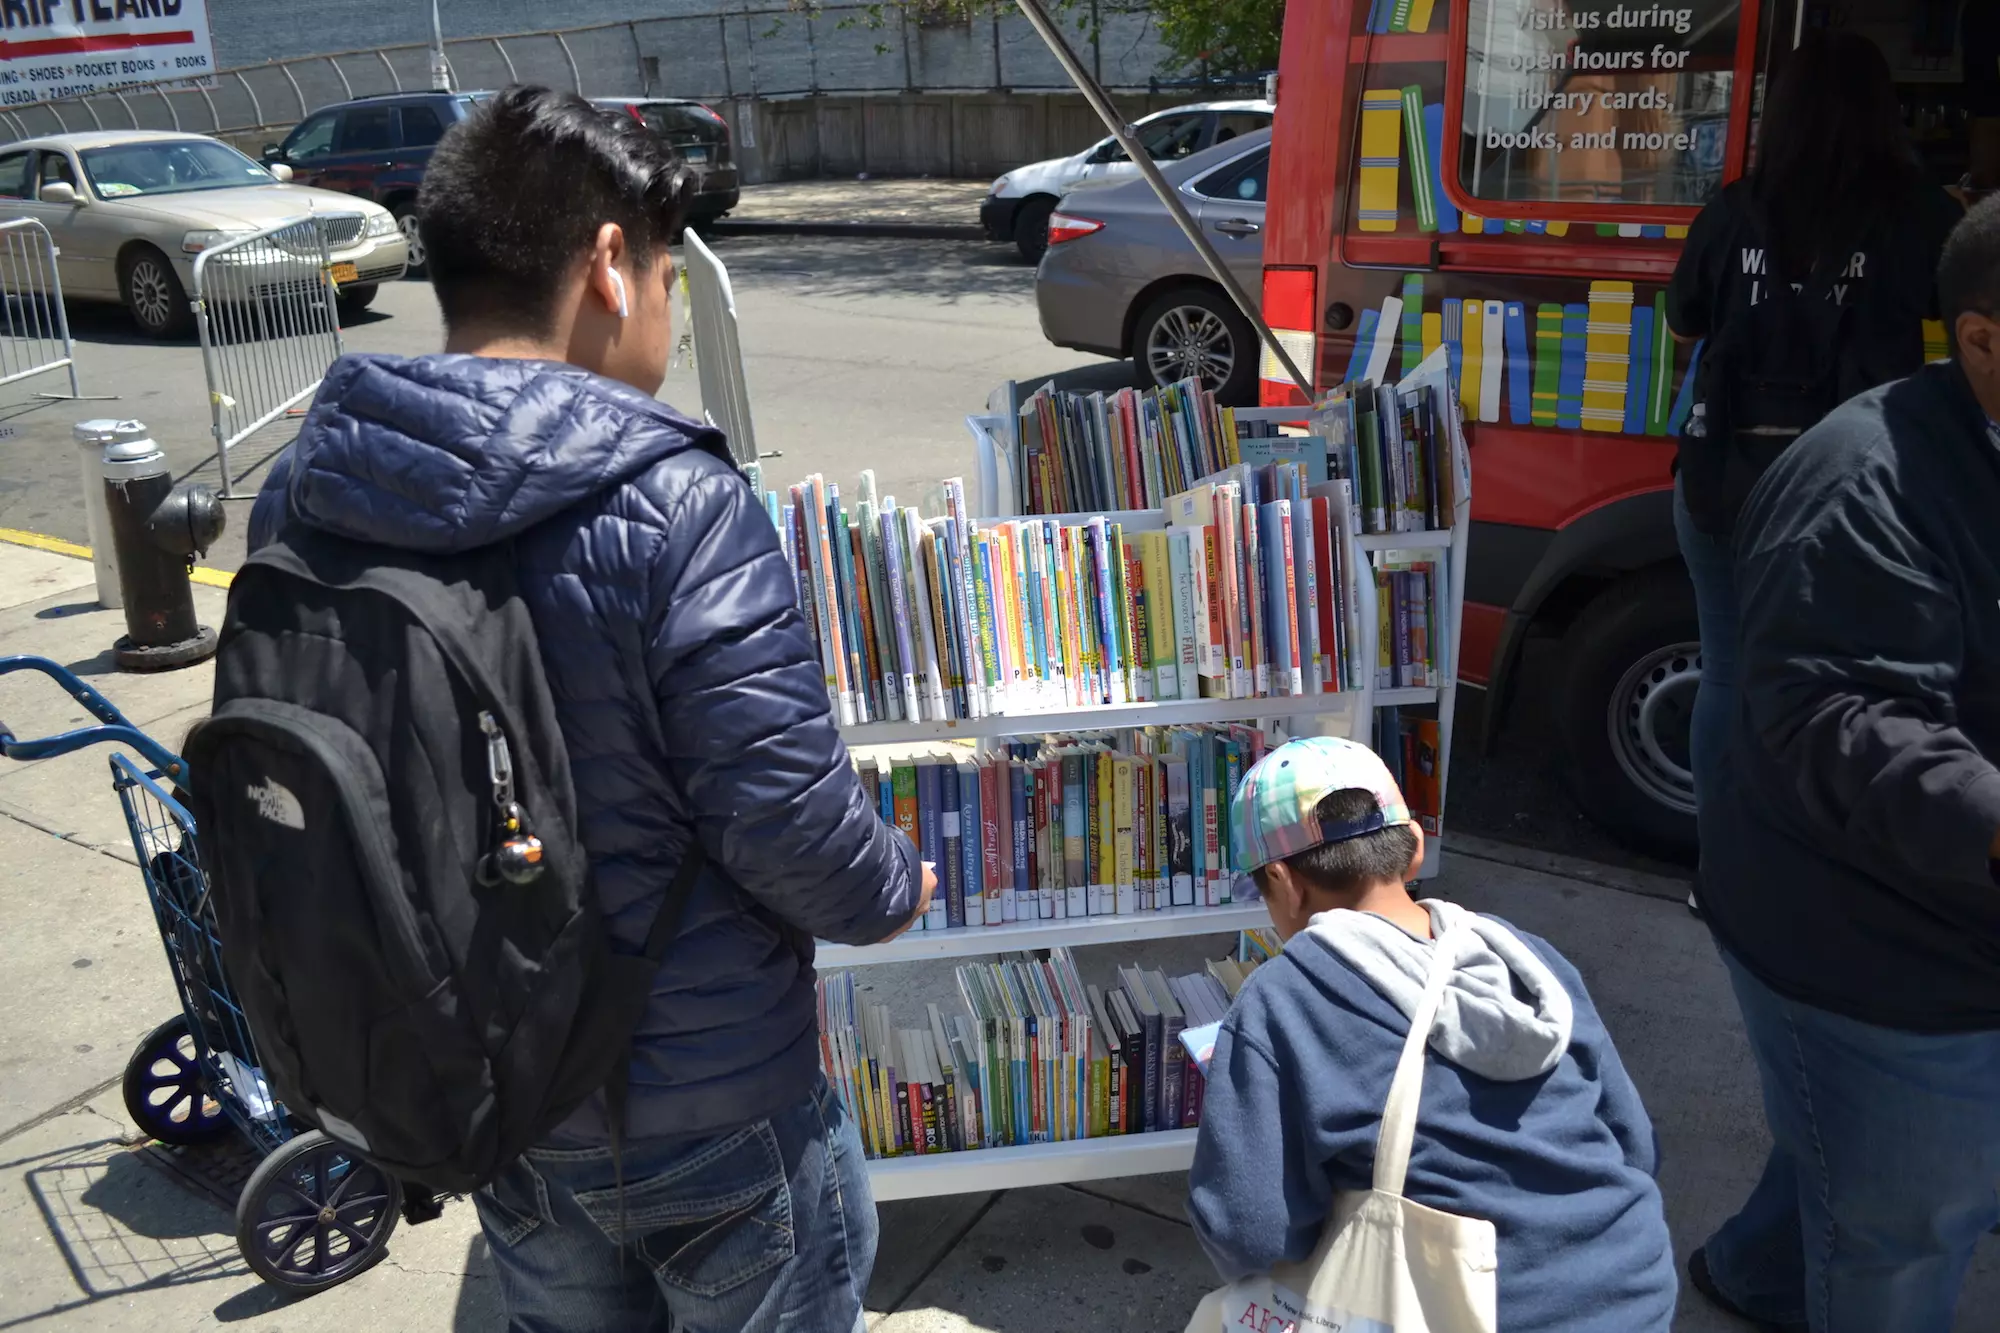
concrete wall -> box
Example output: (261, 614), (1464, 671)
(206, 1), (1177, 100)
(2, 7), (1254, 182)
(725, 91), (1203, 181)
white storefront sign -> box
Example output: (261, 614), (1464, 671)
(0, 0), (216, 107)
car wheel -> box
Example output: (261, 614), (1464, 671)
(1555, 568), (1700, 858)
(393, 203), (426, 278)
(335, 283), (379, 322)
(121, 247), (192, 340)
(1134, 285), (1258, 405)
(1014, 196), (1055, 263)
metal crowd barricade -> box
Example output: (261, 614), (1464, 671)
(0, 218), (81, 399)
(192, 215), (347, 499)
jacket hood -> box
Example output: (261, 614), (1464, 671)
(1303, 899), (1574, 1082)
(282, 353), (728, 555)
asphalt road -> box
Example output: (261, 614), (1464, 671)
(0, 233), (1692, 879)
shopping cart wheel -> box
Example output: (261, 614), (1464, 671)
(122, 1015), (232, 1145)
(236, 1130), (402, 1293)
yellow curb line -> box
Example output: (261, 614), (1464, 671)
(0, 525), (234, 588)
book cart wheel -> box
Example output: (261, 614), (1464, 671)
(122, 1014), (232, 1145)
(236, 1130), (402, 1293)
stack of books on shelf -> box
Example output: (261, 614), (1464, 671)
(764, 457), (1384, 727)
(1012, 376), (1276, 514)
(1316, 361), (1464, 535)
(1375, 709), (1444, 837)
(817, 947), (1260, 1160)
(855, 724), (1271, 933)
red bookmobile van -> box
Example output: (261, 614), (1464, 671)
(1258, 0), (1968, 853)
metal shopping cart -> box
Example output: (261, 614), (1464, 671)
(0, 655), (440, 1295)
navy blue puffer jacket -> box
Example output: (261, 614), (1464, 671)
(249, 353), (921, 1143)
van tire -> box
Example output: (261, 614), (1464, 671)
(1014, 196), (1056, 262)
(1555, 568), (1701, 859)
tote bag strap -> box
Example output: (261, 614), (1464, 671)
(1371, 925), (1461, 1197)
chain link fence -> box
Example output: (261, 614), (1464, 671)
(0, 7), (1174, 151)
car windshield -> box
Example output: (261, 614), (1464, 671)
(79, 140), (273, 199)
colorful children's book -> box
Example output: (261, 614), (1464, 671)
(1582, 280), (1634, 433)
(1624, 301), (1656, 435)
(1357, 90), (1405, 233)
(1558, 303), (1588, 429)
(1504, 302), (1533, 427)
(1532, 304), (1563, 427)
(1400, 87), (1436, 232)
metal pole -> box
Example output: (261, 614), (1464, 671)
(429, 0), (451, 92)
(1008, 0), (1311, 395)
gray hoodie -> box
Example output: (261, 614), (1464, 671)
(1303, 899), (1575, 1082)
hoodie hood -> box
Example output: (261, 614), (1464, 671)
(282, 353), (729, 555)
(1303, 899), (1574, 1082)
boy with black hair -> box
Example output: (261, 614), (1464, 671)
(1186, 737), (1676, 1331)
(250, 86), (930, 1332)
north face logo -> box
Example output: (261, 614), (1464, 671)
(247, 777), (305, 831)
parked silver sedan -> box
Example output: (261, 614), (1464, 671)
(1035, 129), (1269, 405)
(0, 131), (408, 339)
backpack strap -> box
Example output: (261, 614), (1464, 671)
(603, 840), (708, 1123)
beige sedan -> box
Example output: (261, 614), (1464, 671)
(0, 130), (409, 339)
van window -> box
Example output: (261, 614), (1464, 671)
(399, 105), (446, 148)
(1193, 148), (1270, 202)
(284, 112), (337, 161)
(1457, 0), (1738, 209)
(338, 107), (396, 155)
(1213, 110), (1273, 145)
(0, 152), (30, 200)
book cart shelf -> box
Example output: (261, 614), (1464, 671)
(817, 396), (1470, 1203)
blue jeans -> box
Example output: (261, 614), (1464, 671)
(1672, 473), (1737, 823)
(475, 1078), (877, 1333)
(1703, 951), (2000, 1332)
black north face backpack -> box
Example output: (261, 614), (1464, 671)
(183, 525), (699, 1192)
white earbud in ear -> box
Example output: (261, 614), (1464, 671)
(609, 269), (629, 319)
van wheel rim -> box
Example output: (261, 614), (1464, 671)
(397, 214), (425, 268)
(1146, 306), (1233, 390)
(129, 260), (173, 329)
(1608, 642), (1700, 817)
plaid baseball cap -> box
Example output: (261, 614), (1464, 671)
(1230, 736), (1415, 873)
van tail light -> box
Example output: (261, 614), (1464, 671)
(1046, 212), (1105, 246)
(1260, 264), (1318, 407)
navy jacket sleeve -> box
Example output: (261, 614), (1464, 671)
(641, 465), (922, 945)
(1737, 466), (2000, 889)
(1186, 1017), (1326, 1283)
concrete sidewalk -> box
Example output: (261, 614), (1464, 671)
(0, 535), (1993, 1331)
(707, 179), (992, 240)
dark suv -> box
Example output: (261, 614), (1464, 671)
(263, 91), (487, 276)
(591, 98), (740, 223)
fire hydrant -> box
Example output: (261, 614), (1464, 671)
(98, 421), (226, 672)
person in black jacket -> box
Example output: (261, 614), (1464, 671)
(250, 88), (933, 1333)
(1665, 33), (1960, 860)
(1687, 197), (2000, 1333)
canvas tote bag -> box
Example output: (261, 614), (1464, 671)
(1183, 925), (1498, 1333)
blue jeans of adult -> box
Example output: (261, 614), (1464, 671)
(1702, 950), (2000, 1332)
(1672, 473), (1737, 826)
(475, 1077), (877, 1333)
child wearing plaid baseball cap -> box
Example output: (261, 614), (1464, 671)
(1186, 737), (1676, 1331)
